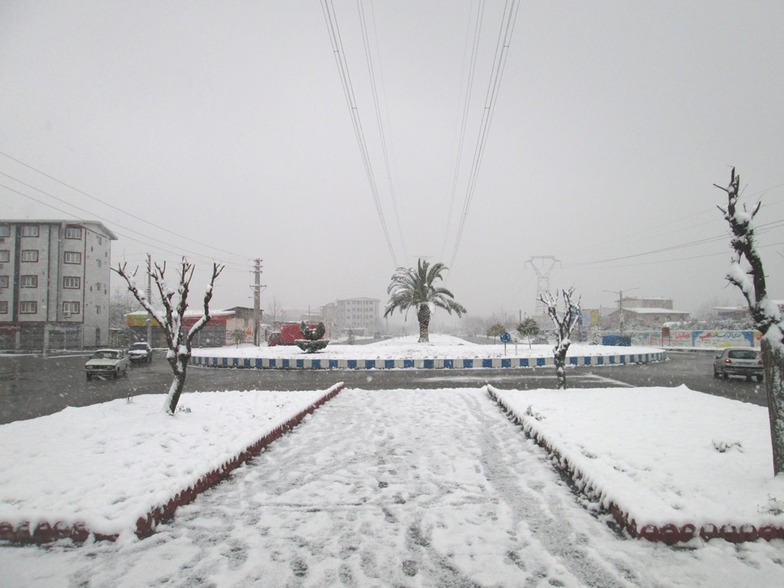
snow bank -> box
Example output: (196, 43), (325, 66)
(489, 385), (784, 543)
(0, 387), (342, 541)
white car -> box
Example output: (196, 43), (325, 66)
(128, 342), (154, 363)
(85, 349), (130, 381)
(713, 347), (763, 382)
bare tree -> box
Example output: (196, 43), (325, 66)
(266, 296), (285, 325)
(539, 288), (581, 389)
(109, 287), (141, 345)
(113, 257), (224, 415)
(717, 168), (784, 475)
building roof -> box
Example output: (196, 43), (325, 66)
(1, 219), (118, 240)
(616, 307), (691, 315)
(126, 309), (235, 319)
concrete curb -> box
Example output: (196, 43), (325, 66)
(191, 351), (667, 370)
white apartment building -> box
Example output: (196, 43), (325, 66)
(0, 220), (117, 350)
(336, 297), (380, 336)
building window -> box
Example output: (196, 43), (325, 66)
(21, 225), (39, 237)
(63, 276), (81, 289)
(0, 250), (9, 263)
(0, 276), (8, 288)
(19, 301), (37, 314)
(95, 305), (101, 315)
(0, 226), (10, 238)
(64, 251), (81, 264)
(96, 258), (102, 268)
(63, 301), (80, 315)
(65, 226), (82, 239)
(0, 301), (7, 314)
(20, 275), (38, 288)
(21, 250), (39, 262)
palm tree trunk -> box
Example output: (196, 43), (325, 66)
(417, 303), (431, 342)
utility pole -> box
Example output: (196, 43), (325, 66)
(146, 253), (152, 345)
(603, 287), (638, 337)
(251, 259), (264, 346)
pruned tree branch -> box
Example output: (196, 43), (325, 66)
(112, 256), (224, 414)
(717, 167), (784, 475)
(538, 288), (581, 389)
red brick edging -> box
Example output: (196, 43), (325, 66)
(0, 383), (344, 545)
(486, 386), (784, 545)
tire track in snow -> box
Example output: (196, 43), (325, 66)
(471, 391), (651, 587)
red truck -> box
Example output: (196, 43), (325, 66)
(267, 322), (325, 347)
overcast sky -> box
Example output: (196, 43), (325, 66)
(2, 1), (783, 322)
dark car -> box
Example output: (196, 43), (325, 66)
(713, 347), (763, 382)
(128, 342), (154, 364)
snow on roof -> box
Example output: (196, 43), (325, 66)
(1, 219), (118, 240)
(617, 307), (691, 315)
(126, 309), (235, 318)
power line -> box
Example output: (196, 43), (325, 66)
(358, 0), (408, 262)
(320, 0), (399, 267)
(564, 218), (784, 269)
(0, 179), (253, 273)
(441, 0), (485, 261)
(0, 150), (251, 262)
(449, 0), (519, 268)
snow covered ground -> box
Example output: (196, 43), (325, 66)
(1, 337), (783, 586)
(194, 334), (661, 361)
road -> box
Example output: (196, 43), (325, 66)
(0, 349), (768, 425)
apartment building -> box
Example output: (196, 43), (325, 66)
(336, 297), (380, 336)
(0, 220), (117, 350)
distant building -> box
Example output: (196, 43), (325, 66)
(225, 306), (257, 344)
(321, 302), (337, 329)
(0, 220), (116, 350)
(125, 308), (243, 348)
(605, 296), (690, 329)
(715, 301), (784, 322)
(336, 297), (380, 336)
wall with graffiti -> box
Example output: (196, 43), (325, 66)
(617, 330), (759, 348)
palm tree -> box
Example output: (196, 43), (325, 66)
(384, 259), (466, 342)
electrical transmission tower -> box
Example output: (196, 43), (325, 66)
(525, 256), (560, 320)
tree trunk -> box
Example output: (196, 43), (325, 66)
(164, 352), (189, 414)
(761, 337), (784, 475)
(554, 342), (570, 389)
(417, 304), (431, 343)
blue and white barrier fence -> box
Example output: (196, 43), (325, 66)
(191, 350), (666, 370)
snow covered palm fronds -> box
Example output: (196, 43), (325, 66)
(384, 259), (466, 343)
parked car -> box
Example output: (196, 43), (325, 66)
(85, 349), (130, 380)
(713, 347), (763, 382)
(128, 342), (154, 364)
